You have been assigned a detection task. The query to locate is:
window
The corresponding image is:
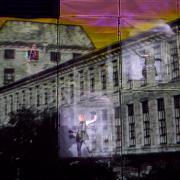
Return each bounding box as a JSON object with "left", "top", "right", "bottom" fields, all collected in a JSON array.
[
  {"left": 36, "top": 86, "right": 40, "bottom": 107},
  {"left": 114, "top": 106, "right": 121, "bottom": 142},
  {"left": 157, "top": 98, "right": 167, "bottom": 144},
  {"left": 51, "top": 81, "right": 56, "bottom": 104},
  {"left": 10, "top": 95, "right": 13, "bottom": 112},
  {"left": 29, "top": 88, "right": 33, "bottom": 106},
  {"left": 22, "top": 90, "right": 26, "bottom": 106},
  {"left": 89, "top": 68, "right": 95, "bottom": 92},
  {"left": 79, "top": 71, "right": 84, "bottom": 97},
  {"left": 73, "top": 53, "right": 81, "bottom": 59},
  {"left": 80, "top": 81, "right": 84, "bottom": 96},
  {"left": 70, "top": 84, "right": 74, "bottom": 103},
  {"left": 170, "top": 41, "right": 179, "bottom": 79},
  {"left": 52, "top": 88, "right": 56, "bottom": 104},
  {"left": 61, "top": 87, "right": 65, "bottom": 101},
  {"left": 123, "top": 54, "right": 131, "bottom": 81},
  {"left": 4, "top": 49, "right": 15, "bottom": 59},
  {"left": 60, "top": 77, "right": 64, "bottom": 85},
  {"left": 174, "top": 95, "right": 180, "bottom": 143},
  {"left": 69, "top": 74, "right": 74, "bottom": 82},
  {"left": 114, "top": 106, "right": 120, "bottom": 119},
  {"left": 100, "top": 66, "right": 106, "bottom": 90},
  {"left": 0, "top": 98, "right": 2, "bottom": 116},
  {"left": 113, "top": 60, "right": 119, "bottom": 87},
  {"left": 91, "top": 139, "right": 97, "bottom": 152},
  {"left": 116, "top": 125, "right": 121, "bottom": 141},
  {"left": 44, "top": 88, "right": 48, "bottom": 105},
  {"left": 142, "top": 100, "right": 151, "bottom": 145},
  {"left": 153, "top": 44, "right": 161, "bottom": 60},
  {"left": 90, "top": 111, "right": 96, "bottom": 121},
  {"left": 128, "top": 104, "right": 136, "bottom": 146},
  {"left": 103, "top": 136, "right": 109, "bottom": 152},
  {"left": 103, "top": 124, "right": 108, "bottom": 130},
  {"left": 154, "top": 44, "right": 164, "bottom": 81},
  {"left": 4, "top": 68, "right": 15, "bottom": 85},
  {"left": 16, "top": 92, "right": 20, "bottom": 109},
  {"left": 102, "top": 109, "right": 108, "bottom": 121},
  {"left": 4, "top": 97, "right": 7, "bottom": 115},
  {"left": 50, "top": 51, "right": 60, "bottom": 62}
]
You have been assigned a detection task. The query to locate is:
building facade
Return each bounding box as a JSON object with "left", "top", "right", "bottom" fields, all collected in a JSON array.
[
  {"left": 0, "top": 18, "right": 179, "bottom": 157},
  {"left": 0, "top": 20, "right": 95, "bottom": 86}
]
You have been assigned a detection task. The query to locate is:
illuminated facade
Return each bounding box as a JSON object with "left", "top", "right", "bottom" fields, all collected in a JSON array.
[
  {"left": 0, "top": 18, "right": 179, "bottom": 157},
  {"left": 0, "top": 20, "right": 95, "bottom": 86}
]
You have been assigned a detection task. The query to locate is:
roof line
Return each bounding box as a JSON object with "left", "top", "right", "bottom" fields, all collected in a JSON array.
[
  {"left": 3, "top": 19, "right": 84, "bottom": 27},
  {"left": 0, "top": 18, "right": 179, "bottom": 93}
]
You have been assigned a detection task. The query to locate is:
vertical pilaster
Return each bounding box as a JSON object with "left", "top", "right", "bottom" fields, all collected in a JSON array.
[
  {"left": 165, "top": 94, "right": 176, "bottom": 145},
  {"left": 149, "top": 99, "right": 159, "bottom": 148}
]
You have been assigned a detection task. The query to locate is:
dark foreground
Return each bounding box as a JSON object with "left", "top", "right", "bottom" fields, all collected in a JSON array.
[
  {"left": 1, "top": 153, "right": 180, "bottom": 180},
  {"left": 1, "top": 108, "right": 180, "bottom": 179}
]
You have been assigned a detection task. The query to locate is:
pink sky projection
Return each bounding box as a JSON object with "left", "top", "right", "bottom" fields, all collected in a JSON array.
[
  {"left": 0, "top": 0, "right": 179, "bottom": 48},
  {"left": 61, "top": 0, "right": 177, "bottom": 20},
  {"left": 60, "top": 0, "right": 179, "bottom": 48}
]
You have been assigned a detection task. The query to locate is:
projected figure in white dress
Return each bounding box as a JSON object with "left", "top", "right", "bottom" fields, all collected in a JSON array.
[{"left": 132, "top": 48, "right": 157, "bottom": 81}]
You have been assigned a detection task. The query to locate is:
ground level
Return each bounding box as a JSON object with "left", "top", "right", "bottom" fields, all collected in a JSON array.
[{"left": 1, "top": 153, "right": 180, "bottom": 180}]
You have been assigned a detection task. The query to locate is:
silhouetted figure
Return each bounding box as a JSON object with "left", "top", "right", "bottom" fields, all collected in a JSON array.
[
  {"left": 28, "top": 43, "right": 39, "bottom": 61},
  {"left": 132, "top": 48, "right": 157, "bottom": 84},
  {"left": 76, "top": 113, "right": 97, "bottom": 157}
]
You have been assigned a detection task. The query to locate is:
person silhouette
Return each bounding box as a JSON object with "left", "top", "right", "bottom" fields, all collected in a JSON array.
[
  {"left": 76, "top": 113, "right": 97, "bottom": 157},
  {"left": 28, "top": 43, "right": 39, "bottom": 61},
  {"left": 132, "top": 48, "right": 157, "bottom": 80}
]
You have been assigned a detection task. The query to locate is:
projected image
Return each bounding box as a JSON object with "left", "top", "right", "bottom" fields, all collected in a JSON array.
[
  {"left": 74, "top": 112, "right": 97, "bottom": 157},
  {"left": 59, "top": 97, "right": 114, "bottom": 158},
  {"left": 122, "top": 21, "right": 175, "bottom": 86},
  {"left": 123, "top": 43, "right": 171, "bottom": 86},
  {"left": 27, "top": 43, "right": 39, "bottom": 61}
]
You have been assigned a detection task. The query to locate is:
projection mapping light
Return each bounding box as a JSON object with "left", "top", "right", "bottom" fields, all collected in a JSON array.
[
  {"left": 59, "top": 96, "right": 115, "bottom": 158},
  {"left": 27, "top": 44, "right": 39, "bottom": 61}
]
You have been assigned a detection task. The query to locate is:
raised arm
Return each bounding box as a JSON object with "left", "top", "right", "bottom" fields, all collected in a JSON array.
[
  {"left": 131, "top": 48, "right": 149, "bottom": 58},
  {"left": 131, "top": 48, "right": 143, "bottom": 57},
  {"left": 86, "top": 115, "right": 97, "bottom": 126}
]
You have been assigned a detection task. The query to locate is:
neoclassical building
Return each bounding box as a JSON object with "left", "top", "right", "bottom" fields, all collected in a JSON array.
[
  {"left": 0, "top": 20, "right": 95, "bottom": 86},
  {"left": 0, "top": 18, "right": 179, "bottom": 157}
]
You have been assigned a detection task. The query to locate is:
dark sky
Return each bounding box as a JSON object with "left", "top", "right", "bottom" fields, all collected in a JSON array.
[{"left": 0, "top": 0, "right": 59, "bottom": 18}]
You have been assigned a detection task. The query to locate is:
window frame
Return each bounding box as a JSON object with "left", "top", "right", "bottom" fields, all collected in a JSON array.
[
  {"left": 141, "top": 100, "right": 151, "bottom": 146},
  {"left": 174, "top": 95, "right": 180, "bottom": 143},
  {"left": 170, "top": 41, "right": 179, "bottom": 79},
  {"left": 127, "top": 104, "right": 136, "bottom": 147},
  {"left": 157, "top": 98, "right": 167, "bottom": 144},
  {"left": 4, "top": 49, "right": 15, "bottom": 59},
  {"left": 50, "top": 51, "right": 60, "bottom": 62},
  {"left": 4, "top": 68, "right": 15, "bottom": 85},
  {"left": 100, "top": 66, "right": 106, "bottom": 90},
  {"left": 113, "top": 60, "right": 119, "bottom": 87}
]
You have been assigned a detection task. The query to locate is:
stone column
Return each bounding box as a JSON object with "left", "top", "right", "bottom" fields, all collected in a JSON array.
[
  {"left": 134, "top": 100, "right": 143, "bottom": 148},
  {"left": 72, "top": 67, "right": 78, "bottom": 105},
  {"left": 165, "top": 94, "right": 176, "bottom": 145},
  {"left": 146, "top": 64, "right": 156, "bottom": 86},
  {"left": 149, "top": 98, "right": 159, "bottom": 148},
  {"left": 161, "top": 41, "right": 170, "bottom": 82},
  {"left": 83, "top": 67, "right": 89, "bottom": 98},
  {"left": 106, "top": 60, "right": 114, "bottom": 94},
  {"left": 94, "top": 64, "right": 101, "bottom": 96},
  {"left": 176, "top": 27, "right": 180, "bottom": 76}
]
